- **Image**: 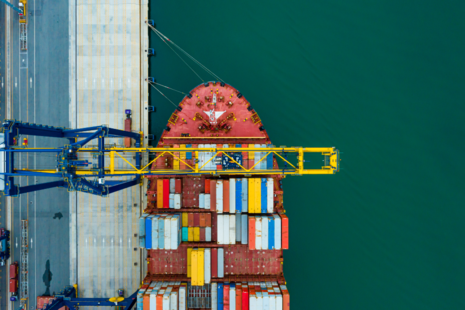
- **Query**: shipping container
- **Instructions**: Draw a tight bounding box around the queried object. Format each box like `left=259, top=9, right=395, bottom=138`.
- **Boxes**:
left=199, top=144, right=205, bottom=170
left=229, top=179, right=236, bottom=213
left=182, top=227, right=188, bottom=242
left=241, top=215, right=248, bottom=245
left=217, top=144, right=224, bottom=170
left=236, top=283, right=242, bottom=310
left=218, top=283, right=224, bottom=310
left=158, top=216, right=165, bottom=249
left=223, top=214, right=230, bottom=245
left=212, top=248, right=218, bottom=278
left=9, top=278, right=17, bottom=293
left=174, top=194, right=181, bottom=209
left=261, top=144, right=267, bottom=169
left=204, top=248, right=211, bottom=284
left=206, top=213, right=212, bottom=227
left=254, top=144, right=261, bottom=170
left=188, top=213, right=194, bottom=227
left=281, top=214, right=289, bottom=250
left=193, top=227, right=200, bottom=242
left=254, top=179, right=261, bottom=214
left=218, top=248, right=224, bottom=278
left=248, top=178, right=255, bottom=213
left=235, top=179, right=242, bottom=212
left=261, top=216, right=268, bottom=250
left=163, top=179, right=169, bottom=208
left=157, top=179, right=164, bottom=208
left=139, top=215, right=147, bottom=248
left=229, top=215, right=235, bottom=245
left=205, top=178, right=211, bottom=193
left=241, top=178, right=248, bottom=213
left=211, top=180, right=217, bottom=211
left=169, top=194, right=175, bottom=209
left=179, top=284, right=187, bottom=310
left=171, top=216, right=179, bottom=249
left=191, top=250, right=199, bottom=285
left=217, top=215, right=224, bottom=244
left=268, top=216, right=275, bottom=250
left=256, top=290, right=263, bottom=310
left=216, top=180, right=224, bottom=213
left=199, top=227, right=206, bottom=241
left=255, top=217, right=262, bottom=250
left=182, top=213, right=188, bottom=227
left=267, top=145, right=274, bottom=169
left=224, top=284, right=230, bottom=310
left=249, top=284, right=256, bottom=310
left=175, top=179, right=182, bottom=194
left=199, top=213, right=205, bottom=227
left=198, top=249, right=205, bottom=286
left=9, top=263, right=18, bottom=279
left=280, top=285, right=290, bottom=310
left=261, top=179, right=267, bottom=213
left=186, top=144, right=192, bottom=160
left=164, top=216, right=171, bottom=250
left=152, top=215, right=159, bottom=250
left=170, top=179, right=176, bottom=193
left=230, top=283, right=236, bottom=310
left=173, top=144, right=180, bottom=170
left=146, top=216, right=153, bottom=249
left=205, top=194, right=211, bottom=210
left=206, top=227, right=212, bottom=242
left=199, top=193, right=205, bottom=209
left=242, top=284, right=249, bottom=310
left=236, top=214, right=241, bottom=243
left=248, top=216, right=255, bottom=250
left=170, top=290, right=178, bottom=310
left=224, top=180, right=230, bottom=213
left=267, top=178, right=274, bottom=213
left=273, top=214, right=281, bottom=250
left=194, top=213, right=200, bottom=227
left=212, top=283, right=218, bottom=310
left=187, top=248, right=192, bottom=278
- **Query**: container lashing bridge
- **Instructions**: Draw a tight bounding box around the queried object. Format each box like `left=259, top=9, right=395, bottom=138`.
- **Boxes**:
left=0, top=120, right=339, bottom=197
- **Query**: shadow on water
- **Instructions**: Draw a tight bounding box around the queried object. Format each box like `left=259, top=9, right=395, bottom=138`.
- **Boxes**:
left=53, top=212, right=63, bottom=220
left=42, top=259, right=53, bottom=296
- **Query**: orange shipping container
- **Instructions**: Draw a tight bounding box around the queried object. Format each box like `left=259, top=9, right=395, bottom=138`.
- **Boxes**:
left=248, top=217, right=256, bottom=250
left=236, top=283, right=242, bottom=310
left=205, top=179, right=211, bottom=194
left=199, top=213, right=206, bottom=227
left=188, top=213, right=194, bottom=227
left=205, top=213, right=212, bottom=227
left=143, top=293, right=150, bottom=310
left=281, top=214, right=289, bottom=249
left=210, top=180, right=217, bottom=212
left=157, top=179, right=163, bottom=208
left=281, top=285, right=290, bottom=310
left=223, top=180, right=230, bottom=213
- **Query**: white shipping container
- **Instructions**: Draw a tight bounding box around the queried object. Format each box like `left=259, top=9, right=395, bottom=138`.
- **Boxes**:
left=170, top=291, right=178, bottom=310
left=236, top=214, right=241, bottom=242
left=229, top=214, right=235, bottom=245
left=205, top=194, right=211, bottom=210
left=170, top=179, right=175, bottom=193
left=199, top=144, right=205, bottom=170
left=210, top=144, right=217, bottom=170
left=179, top=286, right=186, bottom=310
left=269, top=289, right=276, bottom=310
left=222, top=215, right=229, bottom=244
left=211, top=283, right=218, bottom=310
left=256, top=291, right=263, bottom=310
left=164, top=216, right=171, bottom=250
left=150, top=291, right=157, bottom=310
left=218, top=248, right=224, bottom=278
left=263, top=291, right=270, bottom=310
left=267, top=178, right=273, bottom=213
left=230, top=285, right=236, bottom=310
left=230, top=178, right=236, bottom=213
left=169, top=194, right=175, bottom=209
left=163, top=292, right=170, bottom=310
left=241, top=178, right=248, bottom=212
left=217, top=215, right=224, bottom=244
left=241, top=215, right=248, bottom=245
left=152, top=215, right=159, bottom=250
left=273, top=214, right=281, bottom=250
left=262, top=216, right=269, bottom=250
left=199, top=193, right=205, bottom=209
left=261, top=144, right=267, bottom=169
left=274, top=287, right=283, bottom=310
left=204, top=248, right=211, bottom=284
left=216, top=180, right=223, bottom=213
left=170, top=217, right=178, bottom=250
left=249, top=292, right=257, bottom=310
left=255, top=216, right=262, bottom=250
left=254, top=144, right=261, bottom=170
left=174, top=194, right=181, bottom=209
left=206, top=227, right=212, bottom=242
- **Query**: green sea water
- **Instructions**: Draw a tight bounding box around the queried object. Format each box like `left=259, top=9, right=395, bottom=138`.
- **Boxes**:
left=148, top=1, right=465, bottom=309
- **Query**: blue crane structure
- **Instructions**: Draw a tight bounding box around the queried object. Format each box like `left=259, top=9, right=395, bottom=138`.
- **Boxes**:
left=40, top=286, right=137, bottom=310
left=0, top=0, right=22, bottom=14
left=0, top=120, right=142, bottom=197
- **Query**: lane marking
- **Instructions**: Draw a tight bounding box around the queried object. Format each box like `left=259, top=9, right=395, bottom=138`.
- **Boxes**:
left=15, top=77, right=16, bottom=87
left=29, top=77, right=32, bottom=88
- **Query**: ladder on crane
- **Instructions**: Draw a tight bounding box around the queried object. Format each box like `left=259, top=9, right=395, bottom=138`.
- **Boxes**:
left=20, top=220, right=28, bottom=304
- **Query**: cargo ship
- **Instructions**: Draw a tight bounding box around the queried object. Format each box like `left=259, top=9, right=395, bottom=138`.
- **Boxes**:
left=138, top=81, right=339, bottom=310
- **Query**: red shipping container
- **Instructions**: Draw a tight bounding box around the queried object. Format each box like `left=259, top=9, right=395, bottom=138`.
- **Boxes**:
left=175, top=179, right=182, bottom=194
left=194, top=213, right=200, bottom=227
left=281, top=214, right=289, bottom=249
left=205, top=179, right=211, bottom=194
left=163, top=179, right=169, bottom=208
left=9, top=263, right=18, bottom=279
left=143, top=293, right=150, bottom=310
left=199, top=214, right=206, bottom=227
left=212, top=248, right=218, bottom=278
left=281, top=286, right=290, bottom=310
left=223, top=180, right=230, bottom=213
left=236, top=283, right=242, bottom=310
left=199, top=227, right=206, bottom=241
left=248, top=217, right=256, bottom=250
left=224, top=284, right=230, bottom=310
left=216, top=144, right=223, bottom=170
left=205, top=213, right=212, bottom=227
left=37, top=296, right=68, bottom=310
left=210, top=180, right=217, bottom=212
left=9, top=278, right=17, bottom=293
left=242, top=285, right=249, bottom=310
left=212, top=212, right=217, bottom=241
left=188, top=213, right=194, bottom=227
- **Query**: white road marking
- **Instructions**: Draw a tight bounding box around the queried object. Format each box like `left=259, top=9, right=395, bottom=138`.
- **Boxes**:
left=30, top=77, right=32, bottom=88
left=30, top=238, right=33, bottom=248
left=15, top=238, right=18, bottom=248
left=15, top=77, right=17, bottom=88
left=1, top=77, right=3, bottom=88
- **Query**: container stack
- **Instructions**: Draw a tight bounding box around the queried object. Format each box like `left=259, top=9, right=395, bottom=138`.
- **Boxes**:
left=140, top=214, right=181, bottom=250
left=156, top=178, right=182, bottom=209
left=181, top=213, right=212, bottom=242
left=138, top=281, right=187, bottom=310
left=187, top=248, right=212, bottom=285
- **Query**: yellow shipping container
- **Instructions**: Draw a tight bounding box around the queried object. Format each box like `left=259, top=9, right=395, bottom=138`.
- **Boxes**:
left=191, top=250, right=199, bottom=285
left=193, top=227, right=200, bottom=242
left=157, top=179, right=163, bottom=208
left=248, top=144, right=255, bottom=159
left=180, top=144, right=186, bottom=159
left=182, top=213, right=188, bottom=227
left=197, top=249, right=205, bottom=286
left=249, top=178, right=256, bottom=213
left=255, top=178, right=261, bottom=213
left=188, top=228, right=194, bottom=242
left=187, top=248, right=192, bottom=278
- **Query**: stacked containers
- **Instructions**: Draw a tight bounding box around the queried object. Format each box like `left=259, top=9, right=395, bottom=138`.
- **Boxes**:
left=182, top=213, right=212, bottom=242
left=247, top=215, right=282, bottom=250
left=140, top=214, right=147, bottom=248
left=267, top=144, right=274, bottom=169
left=146, top=215, right=153, bottom=249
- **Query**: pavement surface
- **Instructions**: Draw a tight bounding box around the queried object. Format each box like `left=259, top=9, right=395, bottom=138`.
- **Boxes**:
left=1, top=1, right=70, bottom=309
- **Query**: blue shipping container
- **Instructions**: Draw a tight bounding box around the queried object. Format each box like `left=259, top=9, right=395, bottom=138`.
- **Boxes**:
left=241, top=178, right=248, bottom=213
left=158, top=217, right=165, bottom=249
left=186, top=144, right=192, bottom=159
left=236, top=179, right=242, bottom=213
left=267, top=144, right=274, bottom=169
left=182, top=227, right=188, bottom=242
left=145, top=217, right=152, bottom=249
left=139, top=216, right=146, bottom=248
left=268, top=216, right=275, bottom=249
left=261, top=178, right=267, bottom=213
left=218, top=283, right=224, bottom=310
left=152, top=215, right=159, bottom=249
left=241, top=214, right=248, bottom=245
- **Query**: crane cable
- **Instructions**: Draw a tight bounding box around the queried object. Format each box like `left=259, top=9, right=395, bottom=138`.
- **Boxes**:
left=148, top=25, right=224, bottom=83
left=150, top=26, right=204, bottom=83
left=152, top=27, right=224, bottom=82
left=153, top=82, right=186, bottom=95
left=148, top=82, right=178, bottom=108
